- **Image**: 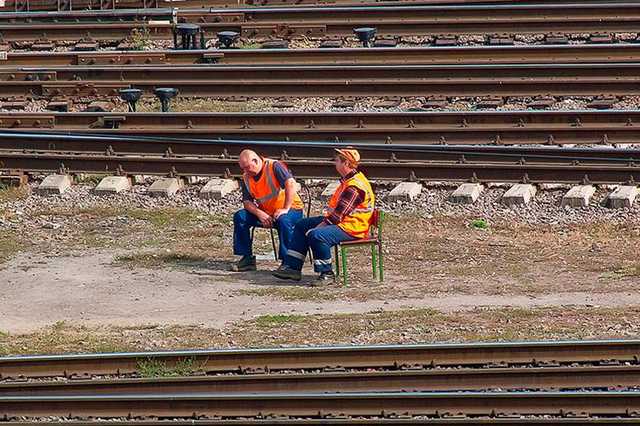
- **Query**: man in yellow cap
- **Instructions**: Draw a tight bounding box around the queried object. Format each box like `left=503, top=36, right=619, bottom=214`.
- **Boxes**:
left=273, top=147, right=375, bottom=282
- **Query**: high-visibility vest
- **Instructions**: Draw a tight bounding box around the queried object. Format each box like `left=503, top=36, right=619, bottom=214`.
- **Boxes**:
left=326, top=171, right=375, bottom=238
left=243, top=158, right=303, bottom=215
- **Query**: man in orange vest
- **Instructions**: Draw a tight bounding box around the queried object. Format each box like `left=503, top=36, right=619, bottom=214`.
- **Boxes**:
left=273, top=147, right=374, bottom=282
left=233, top=149, right=305, bottom=271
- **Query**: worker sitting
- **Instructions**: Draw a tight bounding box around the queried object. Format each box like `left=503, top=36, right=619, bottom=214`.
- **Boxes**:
left=273, top=148, right=374, bottom=282
left=233, top=149, right=304, bottom=272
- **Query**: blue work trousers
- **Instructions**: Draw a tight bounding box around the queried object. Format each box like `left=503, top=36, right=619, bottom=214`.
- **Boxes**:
left=284, top=216, right=356, bottom=273
left=233, top=208, right=303, bottom=260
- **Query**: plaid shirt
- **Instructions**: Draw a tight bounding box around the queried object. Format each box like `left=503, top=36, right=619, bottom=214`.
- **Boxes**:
left=323, top=170, right=365, bottom=225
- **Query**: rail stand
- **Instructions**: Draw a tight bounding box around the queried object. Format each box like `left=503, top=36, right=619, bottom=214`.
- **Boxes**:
left=353, top=27, right=377, bottom=48
left=217, top=31, right=239, bottom=49
left=118, top=88, right=142, bottom=112
left=173, top=24, right=201, bottom=50
left=154, top=88, right=178, bottom=112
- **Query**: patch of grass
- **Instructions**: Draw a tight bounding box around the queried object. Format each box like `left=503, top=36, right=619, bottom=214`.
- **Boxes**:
left=114, top=252, right=209, bottom=269
left=254, top=314, right=307, bottom=328
left=0, top=186, right=29, bottom=203
left=240, top=42, right=261, bottom=49
left=470, top=218, right=489, bottom=230
left=137, top=357, right=201, bottom=378
left=600, top=264, right=640, bottom=281
left=3, top=306, right=640, bottom=355
left=129, top=27, right=152, bottom=50
left=75, top=174, right=105, bottom=186
left=0, top=232, right=23, bottom=265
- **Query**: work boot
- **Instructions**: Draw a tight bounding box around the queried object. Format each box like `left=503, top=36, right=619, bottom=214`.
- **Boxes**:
left=233, top=255, right=256, bottom=272
left=316, top=270, right=335, bottom=282
left=272, top=264, right=302, bottom=281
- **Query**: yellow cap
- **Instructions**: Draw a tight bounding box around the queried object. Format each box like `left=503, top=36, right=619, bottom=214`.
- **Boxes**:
left=334, top=147, right=361, bottom=166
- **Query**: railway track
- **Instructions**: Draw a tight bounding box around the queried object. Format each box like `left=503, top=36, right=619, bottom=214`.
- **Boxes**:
left=1, top=110, right=639, bottom=146
left=2, top=340, right=639, bottom=378
left=4, top=391, right=640, bottom=418
left=2, top=342, right=640, bottom=422
left=2, top=365, right=640, bottom=395
left=2, top=135, right=640, bottom=182
left=2, top=2, right=640, bottom=43
left=3, top=62, right=640, bottom=98
left=1, top=421, right=640, bottom=426
left=0, top=0, right=608, bottom=13
left=5, top=44, right=640, bottom=67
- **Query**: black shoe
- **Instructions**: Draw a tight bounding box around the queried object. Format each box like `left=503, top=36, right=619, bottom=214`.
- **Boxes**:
left=316, top=271, right=335, bottom=282
left=233, top=255, right=256, bottom=272
left=272, top=264, right=302, bottom=281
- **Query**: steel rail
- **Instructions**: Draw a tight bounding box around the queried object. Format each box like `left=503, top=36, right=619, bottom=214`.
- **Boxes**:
left=3, top=391, right=640, bottom=418
left=4, top=420, right=640, bottom=426
left=6, top=62, right=640, bottom=98
left=9, top=44, right=640, bottom=67
left=2, top=420, right=640, bottom=426
left=2, top=365, right=640, bottom=396
left=1, top=110, right=640, bottom=147
left=0, top=0, right=610, bottom=13
left=2, top=131, right=640, bottom=165
left=4, top=2, right=640, bottom=42
left=1, top=340, right=640, bottom=379
left=5, top=148, right=640, bottom=183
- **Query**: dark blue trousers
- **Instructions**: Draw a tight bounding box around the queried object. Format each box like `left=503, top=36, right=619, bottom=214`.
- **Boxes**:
left=283, top=216, right=356, bottom=273
left=233, top=208, right=303, bottom=260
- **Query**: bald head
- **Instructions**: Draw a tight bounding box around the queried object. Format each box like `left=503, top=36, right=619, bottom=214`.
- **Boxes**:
left=239, top=149, right=263, bottom=177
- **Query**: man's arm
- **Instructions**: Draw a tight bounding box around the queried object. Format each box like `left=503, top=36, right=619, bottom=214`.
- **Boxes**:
left=241, top=182, right=273, bottom=227
left=273, top=162, right=299, bottom=219
left=322, top=186, right=365, bottom=226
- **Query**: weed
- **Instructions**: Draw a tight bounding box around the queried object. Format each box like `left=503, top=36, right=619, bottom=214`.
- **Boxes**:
left=137, top=357, right=201, bottom=377
left=240, top=42, right=261, bottom=49
left=254, top=314, right=306, bottom=327
left=470, top=218, right=489, bottom=230
left=129, top=27, right=152, bottom=50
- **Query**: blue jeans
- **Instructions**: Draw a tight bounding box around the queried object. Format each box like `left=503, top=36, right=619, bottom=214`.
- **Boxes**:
left=233, top=208, right=303, bottom=260
left=284, top=216, right=356, bottom=273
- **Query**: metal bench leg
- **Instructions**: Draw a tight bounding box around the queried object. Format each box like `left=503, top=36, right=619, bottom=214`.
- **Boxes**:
left=270, top=228, right=278, bottom=261
left=378, top=242, right=384, bottom=282
left=334, top=245, right=340, bottom=280
left=341, top=245, right=348, bottom=287
left=371, top=243, right=378, bottom=280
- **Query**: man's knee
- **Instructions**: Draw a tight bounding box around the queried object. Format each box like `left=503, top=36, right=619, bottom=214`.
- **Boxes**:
left=233, top=209, right=249, bottom=225
left=306, top=228, right=324, bottom=244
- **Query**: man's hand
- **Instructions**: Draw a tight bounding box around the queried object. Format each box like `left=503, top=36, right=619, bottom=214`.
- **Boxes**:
left=256, top=210, right=274, bottom=228
left=273, top=208, right=290, bottom=220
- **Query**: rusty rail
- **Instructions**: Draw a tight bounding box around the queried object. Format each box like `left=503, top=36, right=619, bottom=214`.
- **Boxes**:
left=0, top=110, right=639, bottom=146
left=4, top=62, right=640, bottom=98
left=0, top=0, right=599, bottom=13
left=2, top=365, right=640, bottom=396
left=0, top=420, right=639, bottom=426
left=2, top=340, right=640, bottom=379
left=3, top=391, right=640, bottom=418
left=5, top=44, right=640, bottom=67
left=3, top=2, right=640, bottom=42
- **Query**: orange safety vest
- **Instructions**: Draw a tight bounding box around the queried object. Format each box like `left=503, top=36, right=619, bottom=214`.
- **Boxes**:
left=243, top=158, right=303, bottom=215
left=326, top=171, right=375, bottom=238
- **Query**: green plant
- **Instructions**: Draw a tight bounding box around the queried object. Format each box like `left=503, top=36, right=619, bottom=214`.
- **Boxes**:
left=129, top=27, right=152, bottom=50
left=137, top=357, right=202, bottom=377
left=470, top=218, right=489, bottom=230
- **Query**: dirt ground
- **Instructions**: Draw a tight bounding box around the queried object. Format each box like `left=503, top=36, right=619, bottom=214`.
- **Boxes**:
left=1, top=190, right=640, bottom=353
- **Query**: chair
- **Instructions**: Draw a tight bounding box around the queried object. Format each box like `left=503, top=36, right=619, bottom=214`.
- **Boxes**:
left=333, top=209, right=385, bottom=287
left=250, top=182, right=312, bottom=261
